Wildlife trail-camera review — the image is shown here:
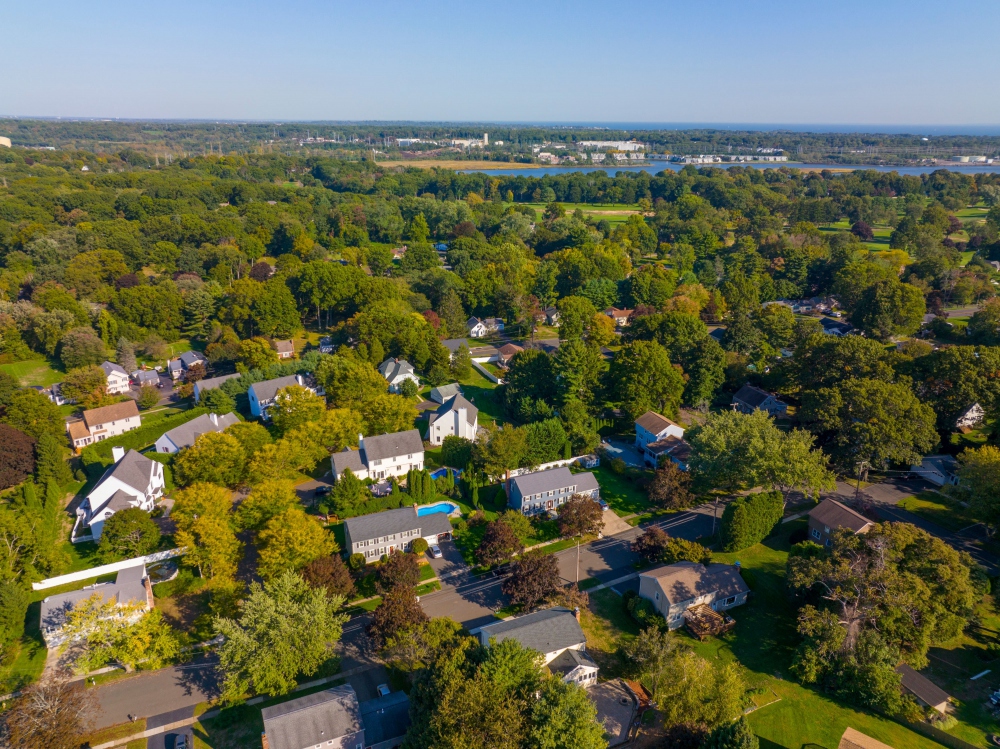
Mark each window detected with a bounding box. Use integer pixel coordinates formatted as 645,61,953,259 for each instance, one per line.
824,525,830,533
374,459,382,466
655,592,659,601
810,529,821,540
724,596,736,606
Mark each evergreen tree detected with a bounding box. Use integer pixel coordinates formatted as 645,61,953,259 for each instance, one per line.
35,432,72,487
184,287,217,339
438,289,466,339
116,337,137,373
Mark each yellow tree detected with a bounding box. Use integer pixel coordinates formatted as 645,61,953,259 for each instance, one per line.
257,508,338,580
172,483,242,580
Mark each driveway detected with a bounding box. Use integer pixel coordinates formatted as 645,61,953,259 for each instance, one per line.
600,438,646,468
425,538,467,581
295,476,334,508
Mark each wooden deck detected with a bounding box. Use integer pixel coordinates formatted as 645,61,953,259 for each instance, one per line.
683,603,736,640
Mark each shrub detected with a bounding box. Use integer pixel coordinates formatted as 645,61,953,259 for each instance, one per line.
137,385,160,410
411,538,429,555
719,490,783,552
622,589,665,630
348,553,366,571
0,580,29,652
609,457,627,475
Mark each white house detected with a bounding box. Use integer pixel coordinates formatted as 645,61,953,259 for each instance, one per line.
272,339,294,359
956,403,985,430
74,447,165,540
604,307,632,327
154,412,239,454
101,361,132,395
467,317,489,338
429,383,462,404
247,374,311,419
192,373,240,403
378,358,420,393
910,455,960,487
634,411,684,449
67,400,142,449
426,395,478,445
331,429,424,482
130,369,161,388
166,350,207,380
638,561,749,629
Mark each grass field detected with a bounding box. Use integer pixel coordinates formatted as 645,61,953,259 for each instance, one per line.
0,358,63,386
897,491,975,533
588,465,652,517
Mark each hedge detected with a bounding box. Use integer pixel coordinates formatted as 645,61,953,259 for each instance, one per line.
623,589,666,630
81,407,208,476
719,490,783,552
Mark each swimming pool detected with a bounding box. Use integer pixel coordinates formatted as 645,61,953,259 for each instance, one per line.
417,501,460,516
429,467,463,480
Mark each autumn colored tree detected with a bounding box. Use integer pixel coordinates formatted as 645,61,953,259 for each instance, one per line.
476,519,524,567
301,555,355,600
375,549,421,593
367,587,429,650
647,461,694,509
0,424,35,490
557,495,604,538
257,507,338,580
502,551,561,611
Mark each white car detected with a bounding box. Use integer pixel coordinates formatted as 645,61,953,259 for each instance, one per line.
429,544,443,559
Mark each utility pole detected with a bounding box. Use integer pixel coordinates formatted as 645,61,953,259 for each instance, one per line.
711,496,720,537
576,535,581,585
854,460,870,503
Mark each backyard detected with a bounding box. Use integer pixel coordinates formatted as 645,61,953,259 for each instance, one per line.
0,357,63,387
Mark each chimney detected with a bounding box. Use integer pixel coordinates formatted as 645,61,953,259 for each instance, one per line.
358,433,365,449
112,446,126,463
574,606,580,621
261,733,270,749
209,413,219,426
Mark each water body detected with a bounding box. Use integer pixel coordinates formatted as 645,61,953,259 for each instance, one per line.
460,161,1000,177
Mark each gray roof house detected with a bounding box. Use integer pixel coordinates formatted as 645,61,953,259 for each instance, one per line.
101,361,131,394
732,384,788,417
478,607,589,665
130,369,161,387
331,429,424,482
426,395,478,445
248,374,312,419
75,448,165,540
153,412,239,454
441,338,470,357
639,561,749,629
344,505,453,564
359,691,412,749
429,383,463,404
39,563,151,647
378,358,420,393
166,350,207,380
193,372,241,403
508,467,600,516
261,685,363,749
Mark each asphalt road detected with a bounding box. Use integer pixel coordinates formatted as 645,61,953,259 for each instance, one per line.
923,305,981,323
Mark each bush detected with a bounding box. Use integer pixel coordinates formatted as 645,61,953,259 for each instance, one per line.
348,553,366,571
0,581,29,652
74,469,87,482
411,538,429,555
137,385,160,410
622,589,666,630
609,457,627,475
719,490,783,552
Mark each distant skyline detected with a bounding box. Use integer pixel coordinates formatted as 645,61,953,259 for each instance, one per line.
4,0,999,127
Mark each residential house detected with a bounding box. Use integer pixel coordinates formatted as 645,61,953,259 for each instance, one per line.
896,664,951,714
39,563,152,647
271,339,294,359
261,685,363,749
166,350,207,380
429,383,462,404
344,504,452,563
378,358,420,393
248,374,312,419
731,384,788,417
441,338,470,358
131,369,161,388
67,400,142,449
193,373,240,403
634,411,684,449
807,498,873,547
331,429,424,482
45,382,73,406
955,402,985,430
467,317,489,338
910,454,960,487
604,307,632,327
154,412,239,454
839,728,895,749
497,343,523,366
709,327,725,343
101,361,132,394
318,336,334,354
359,691,412,749
75,448,165,540
483,317,504,333
643,435,692,469
820,317,853,336
426,395,478,445
478,607,598,687
639,561,749,629
507,466,600,516
544,306,560,326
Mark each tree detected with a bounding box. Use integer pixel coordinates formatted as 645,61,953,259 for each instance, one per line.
270,385,326,434
200,386,236,414
441,435,473,470
557,496,604,537
376,549,421,592
115,337,137,373
850,220,875,241
608,340,685,421
238,336,279,371
663,537,713,565
622,625,678,701
137,384,160,410
719,491,783,552
529,675,607,749
398,377,419,398
316,355,387,408
702,717,759,749
631,526,670,563
237,479,298,531
499,509,533,540
647,461,694,509
0,580,29,654
478,425,530,483
477,519,524,567
904,346,1000,430
60,365,109,410
257,507,338,581
956,445,1000,529
63,595,180,673
224,420,273,459
1,674,95,749
174,431,247,488
214,571,347,703
59,327,107,369
801,378,938,470
587,313,617,347
502,551,561,611
850,279,925,341
450,343,473,380
301,555,355,600
358,393,418,436
34,431,70,487
97,507,161,562
367,586,429,650
0,425,34,490
1,389,64,440
172,482,241,581
328,468,369,516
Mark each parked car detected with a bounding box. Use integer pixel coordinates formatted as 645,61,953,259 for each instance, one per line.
598,499,609,511
314,485,333,496
174,734,188,749
429,544,443,559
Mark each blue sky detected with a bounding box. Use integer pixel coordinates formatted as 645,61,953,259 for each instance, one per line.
3,0,999,128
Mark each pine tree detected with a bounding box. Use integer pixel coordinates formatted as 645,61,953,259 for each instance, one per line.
184,288,216,339
116,338,137,373
369,338,385,366
438,290,466,339
35,432,72,486
19,481,41,513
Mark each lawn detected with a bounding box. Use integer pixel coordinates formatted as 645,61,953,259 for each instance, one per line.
455,368,505,426
897,491,975,533
452,511,560,568
578,588,641,679
588,465,652,517
0,358,63,386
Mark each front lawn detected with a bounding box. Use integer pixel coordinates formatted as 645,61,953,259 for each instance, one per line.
897,491,975,533
589,465,652,517
0,358,63,387
456,369,505,426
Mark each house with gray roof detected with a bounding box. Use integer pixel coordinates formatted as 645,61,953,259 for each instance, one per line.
331,429,424,482
548,647,599,688
359,691,412,749
248,374,312,419
166,350,207,380
429,383,462,404
478,607,592,672
154,412,239,454
261,684,363,749
639,561,749,629
508,466,600,516
378,357,420,393
808,498,873,547
193,372,240,403
101,361,131,394
130,369,161,388
344,504,453,564
426,394,478,445
39,563,152,647
74,447,164,540
731,384,788,417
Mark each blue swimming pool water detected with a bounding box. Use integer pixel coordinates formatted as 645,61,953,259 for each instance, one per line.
417,501,459,516
429,467,463,479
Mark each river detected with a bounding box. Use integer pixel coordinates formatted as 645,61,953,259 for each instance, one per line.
460,161,1000,177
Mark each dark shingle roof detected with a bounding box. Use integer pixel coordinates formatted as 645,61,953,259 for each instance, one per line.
249,374,301,403
430,383,462,403
195,373,240,393
510,467,598,498
332,449,365,475
479,607,586,655
262,685,362,749
161,412,239,451
131,369,159,385
378,358,415,381
39,563,148,636
359,692,411,746
896,664,950,709
361,429,424,462
344,505,452,544
95,449,154,497
431,395,478,426
808,498,873,534
102,361,128,377
733,384,775,409
547,647,598,677
441,338,469,354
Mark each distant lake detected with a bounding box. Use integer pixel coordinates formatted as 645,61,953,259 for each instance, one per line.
460,161,1000,177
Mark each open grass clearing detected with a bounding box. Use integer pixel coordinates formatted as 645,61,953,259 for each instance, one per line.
588,464,652,517
0,358,63,387
897,491,975,533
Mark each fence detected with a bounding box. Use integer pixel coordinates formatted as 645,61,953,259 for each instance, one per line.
31,548,187,591
508,454,600,478
471,361,502,384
